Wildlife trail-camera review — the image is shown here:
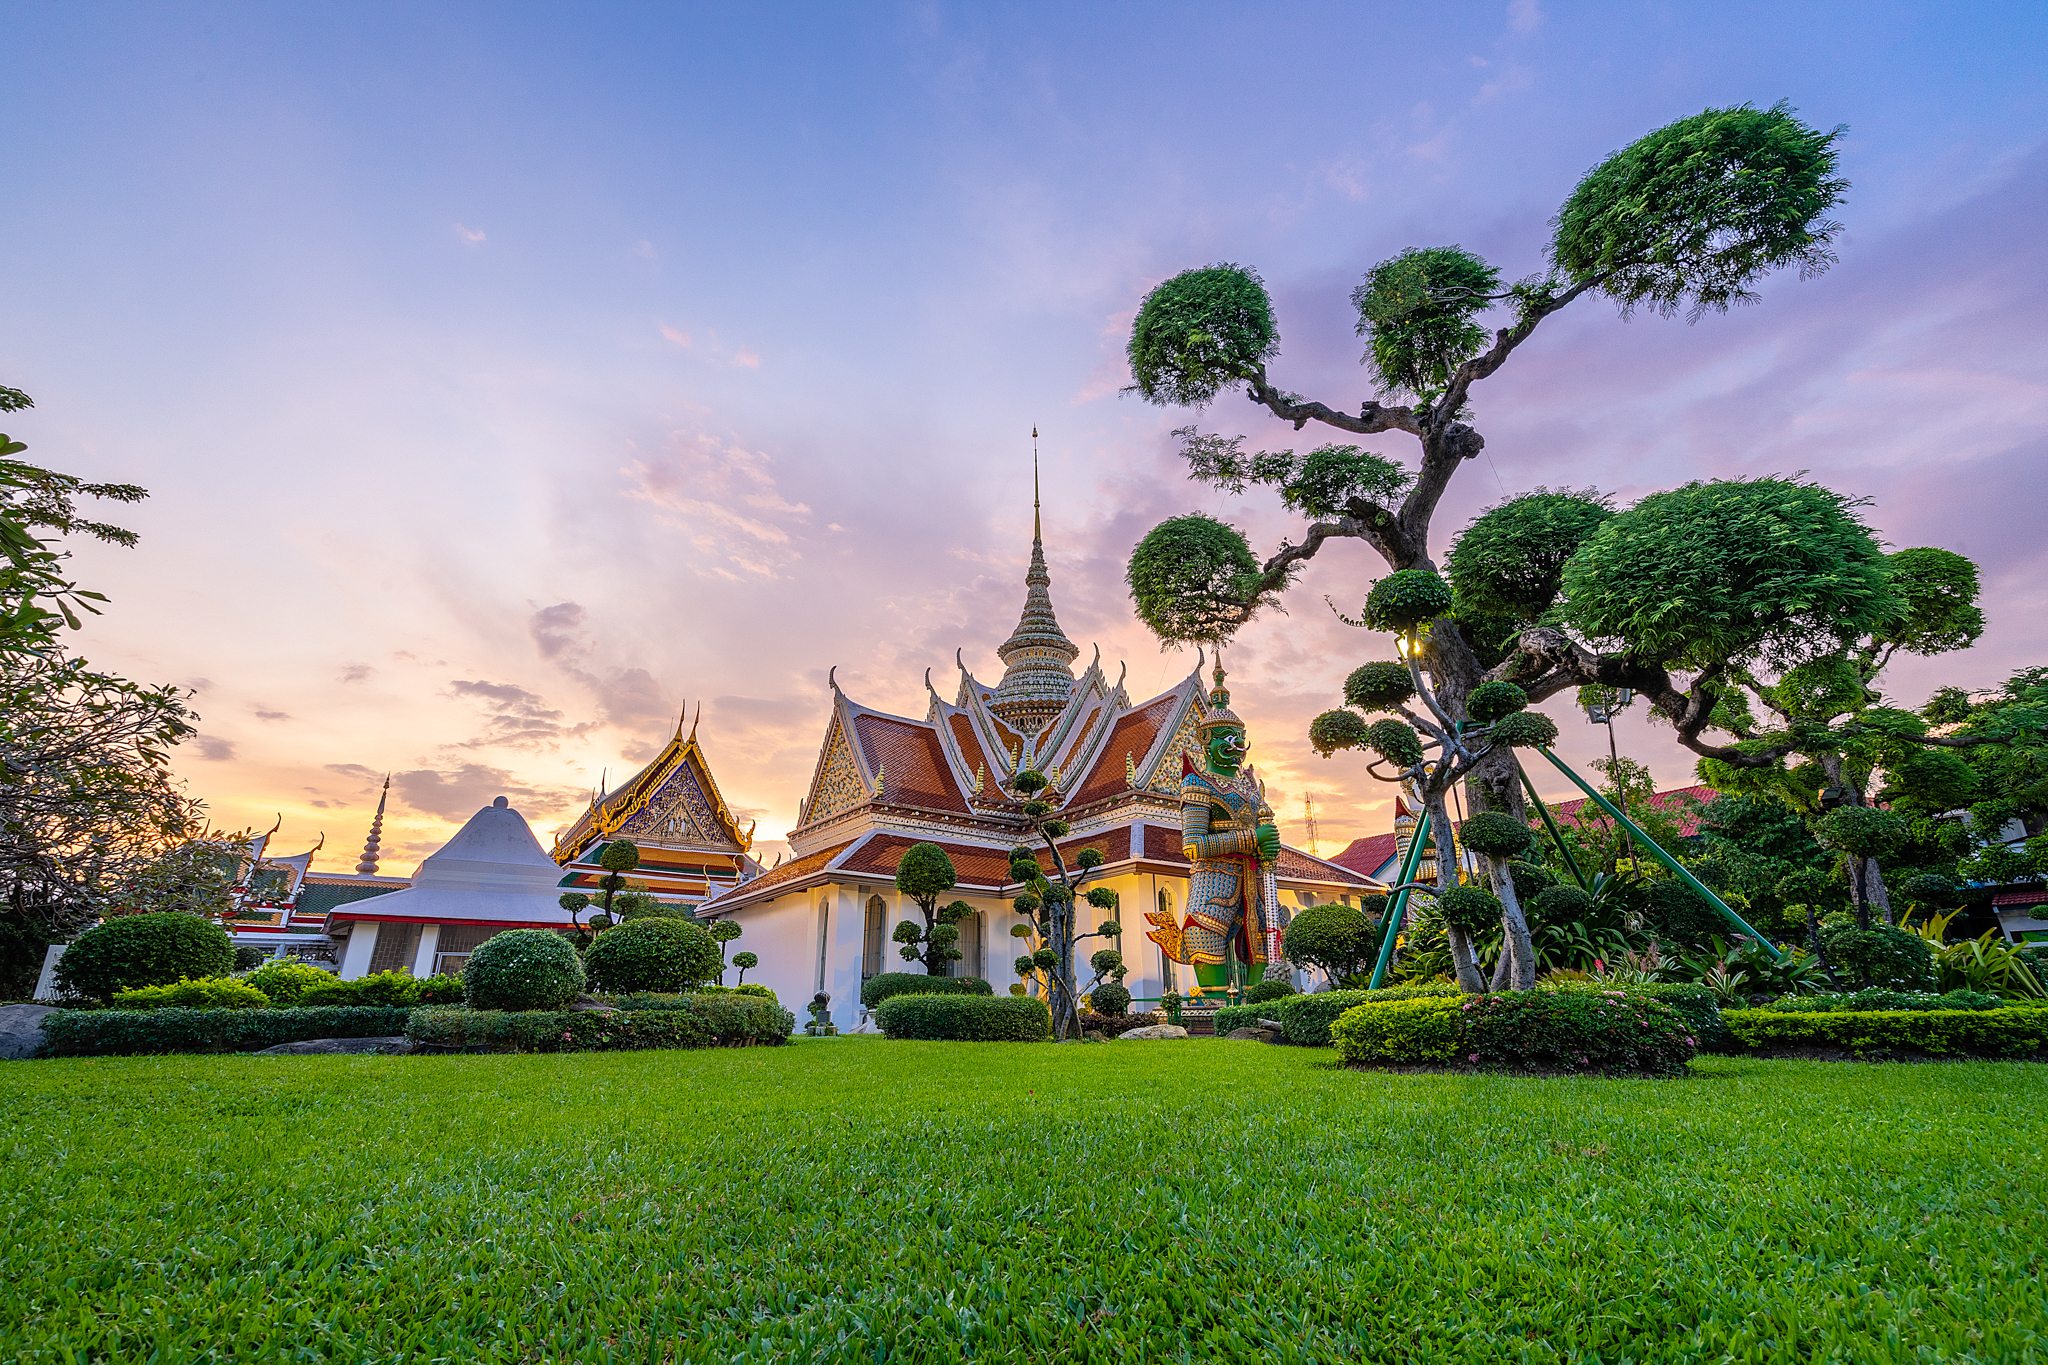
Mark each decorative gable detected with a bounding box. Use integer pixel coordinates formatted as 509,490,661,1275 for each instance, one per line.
615,751,721,847
807,716,870,824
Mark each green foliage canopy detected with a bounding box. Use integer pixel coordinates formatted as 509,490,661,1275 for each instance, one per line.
1126,513,1266,645
1351,246,1501,402
1447,490,1613,622
1126,265,1278,406
1552,103,1847,321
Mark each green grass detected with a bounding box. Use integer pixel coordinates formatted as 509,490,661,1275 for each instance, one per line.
3,1041,2044,1363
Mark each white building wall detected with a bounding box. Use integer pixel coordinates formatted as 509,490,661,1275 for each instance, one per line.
410,924,441,978
337,923,380,980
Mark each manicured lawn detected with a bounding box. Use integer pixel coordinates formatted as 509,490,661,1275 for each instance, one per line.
3,1040,2043,1363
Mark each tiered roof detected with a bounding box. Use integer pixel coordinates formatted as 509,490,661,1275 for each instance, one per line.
552,713,756,865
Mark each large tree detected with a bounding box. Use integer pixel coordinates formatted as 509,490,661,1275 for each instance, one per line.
0,646,207,994
1,385,146,655
1116,105,1994,990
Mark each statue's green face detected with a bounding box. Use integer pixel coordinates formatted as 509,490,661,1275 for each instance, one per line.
1205,725,1248,775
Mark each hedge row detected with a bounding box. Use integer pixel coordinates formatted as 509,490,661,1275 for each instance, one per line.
1278,983,1459,1047
1213,1001,1293,1035
873,993,1051,1041
859,973,992,1010
1762,989,2006,1014
408,996,793,1053
41,1006,413,1057
1723,1007,2048,1059
1331,990,1697,1077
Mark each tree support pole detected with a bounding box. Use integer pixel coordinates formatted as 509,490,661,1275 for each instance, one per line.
1516,763,1591,892
1366,810,1434,990
1533,747,1782,961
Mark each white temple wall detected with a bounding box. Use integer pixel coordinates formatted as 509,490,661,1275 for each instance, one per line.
337,922,379,980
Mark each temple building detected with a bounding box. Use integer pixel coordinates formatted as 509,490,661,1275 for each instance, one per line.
702,470,1378,1029
550,710,760,907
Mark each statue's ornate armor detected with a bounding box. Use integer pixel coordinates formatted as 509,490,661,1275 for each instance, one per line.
1174,765,1270,967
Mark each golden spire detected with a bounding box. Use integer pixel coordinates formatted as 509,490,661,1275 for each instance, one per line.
1032,425,1041,542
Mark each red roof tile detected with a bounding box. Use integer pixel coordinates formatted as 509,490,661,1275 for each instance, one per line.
1068,692,1181,807
945,712,1000,798
1331,833,1399,878
1552,783,1715,838
838,833,1019,888
852,713,970,814
1992,885,2048,908
725,840,852,901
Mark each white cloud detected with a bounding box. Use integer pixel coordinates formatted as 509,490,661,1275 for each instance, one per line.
453,223,487,246
660,324,692,348
1507,0,1542,34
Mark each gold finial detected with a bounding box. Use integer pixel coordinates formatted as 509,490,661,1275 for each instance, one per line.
1032,426,1042,542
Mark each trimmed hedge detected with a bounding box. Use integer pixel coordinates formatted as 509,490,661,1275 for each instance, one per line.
1764,989,2005,1013
55,913,235,1002
1332,990,1697,1076
299,971,465,1008
1556,982,1731,1053
1330,997,1465,1064
874,993,1051,1041
407,997,793,1053
859,972,992,1010
1278,983,1459,1047
40,1006,412,1057
1214,1000,1294,1035
111,976,271,1010
1465,991,1696,1076
1724,1007,2048,1059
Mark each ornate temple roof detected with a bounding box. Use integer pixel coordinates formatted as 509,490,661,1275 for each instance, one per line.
987,452,1079,736
552,710,755,865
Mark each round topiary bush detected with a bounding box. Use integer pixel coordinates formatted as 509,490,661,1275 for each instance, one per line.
1308,709,1371,757
1366,718,1424,767
1460,811,1534,860
1362,569,1454,632
463,930,585,1011
1090,981,1133,1016
1244,977,1296,1005
1344,661,1415,711
874,993,1053,1041
1820,922,1937,992
1434,886,1503,936
1527,884,1595,929
1486,711,1560,748
55,913,235,1002
583,918,722,995
1465,680,1529,724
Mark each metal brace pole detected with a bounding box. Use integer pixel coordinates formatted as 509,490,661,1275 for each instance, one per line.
1533,747,1782,961
1366,809,1434,990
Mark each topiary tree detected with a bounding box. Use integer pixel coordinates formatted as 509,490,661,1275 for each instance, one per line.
1003,772,1123,1041
1811,805,1910,930
1116,105,2012,991
54,911,234,1002
582,918,722,995
732,950,759,985
706,917,743,982
891,841,974,977
1281,902,1381,988
1088,980,1132,1018
462,929,585,1011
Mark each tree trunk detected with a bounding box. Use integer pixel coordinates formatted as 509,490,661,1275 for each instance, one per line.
1488,856,1538,990
1864,856,1895,926
1425,787,1487,994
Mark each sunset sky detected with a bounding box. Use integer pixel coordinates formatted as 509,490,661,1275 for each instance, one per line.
5,2,2045,871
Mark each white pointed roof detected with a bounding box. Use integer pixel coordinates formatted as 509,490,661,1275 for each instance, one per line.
328,796,574,926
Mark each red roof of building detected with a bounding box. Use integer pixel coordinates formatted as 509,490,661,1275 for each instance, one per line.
1553,783,1715,838
1331,832,1400,879
1992,885,2048,908
850,712,970,814
1067,691,1181,807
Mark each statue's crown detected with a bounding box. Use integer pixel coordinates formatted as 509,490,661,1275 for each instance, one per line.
1197,660,1246,735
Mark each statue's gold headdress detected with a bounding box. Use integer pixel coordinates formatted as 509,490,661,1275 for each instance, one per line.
1197,659,1246,736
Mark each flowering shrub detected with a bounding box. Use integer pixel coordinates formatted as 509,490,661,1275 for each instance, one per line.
1464,990,1696,1076
462,930,584,1011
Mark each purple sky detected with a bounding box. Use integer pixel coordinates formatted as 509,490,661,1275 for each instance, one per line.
5,2,2044,867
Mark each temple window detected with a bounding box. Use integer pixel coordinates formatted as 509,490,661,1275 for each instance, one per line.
951,908,983,980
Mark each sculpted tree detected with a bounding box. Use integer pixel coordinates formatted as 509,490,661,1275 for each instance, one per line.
1004,768,1122,1041
1118,105,1977,989
892,841,974,977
